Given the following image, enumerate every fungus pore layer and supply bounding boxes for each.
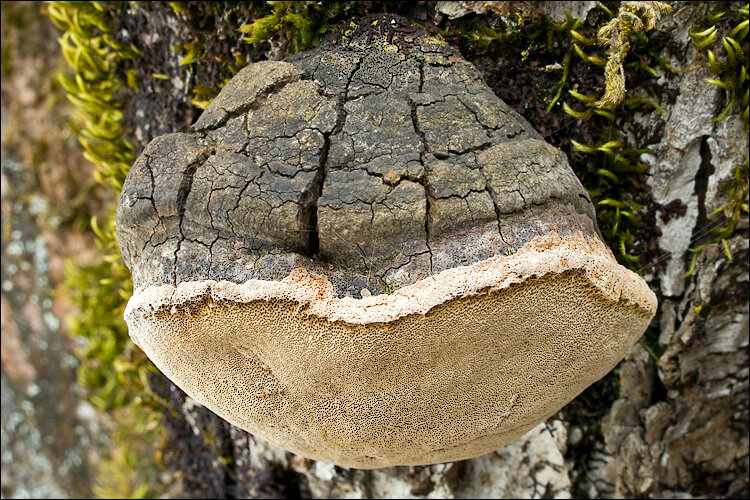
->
[125,232,656,469]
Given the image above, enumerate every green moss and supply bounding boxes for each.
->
[47,1,166,497]
[548,4,665,269]
[713,157,750,240]
[47,0,138,191]
[685,156,750,275]
[239,1,342,54]
[189,1,361,110]
[594,1,672,109]
[48,0,142,411]
[690,2,749,125]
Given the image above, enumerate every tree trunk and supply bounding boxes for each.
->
[4,2,746,498]
[115,2,750,498]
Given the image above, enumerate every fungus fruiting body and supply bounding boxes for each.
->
[117,20,657,468]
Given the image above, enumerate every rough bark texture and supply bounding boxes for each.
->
[1,3,110,498]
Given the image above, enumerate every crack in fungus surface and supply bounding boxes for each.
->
[118,22,603,296]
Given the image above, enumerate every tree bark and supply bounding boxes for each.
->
[9,1,745,498]
[121,3,748,498]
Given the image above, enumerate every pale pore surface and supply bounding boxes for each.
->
[125,233,656,468]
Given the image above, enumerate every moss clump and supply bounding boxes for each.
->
[595,1,671,109]
[549,3,681,270]
[239,1,342,54]
[185,1,343,109]
[47,0,139,191]
[685,156,750,275]
[47,0,147,414]
[713,157,749,241]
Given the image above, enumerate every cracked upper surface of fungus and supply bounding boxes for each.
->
[117,21,598,296]
[116,19,656,469]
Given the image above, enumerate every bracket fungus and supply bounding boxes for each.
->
[116,20,657,469]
